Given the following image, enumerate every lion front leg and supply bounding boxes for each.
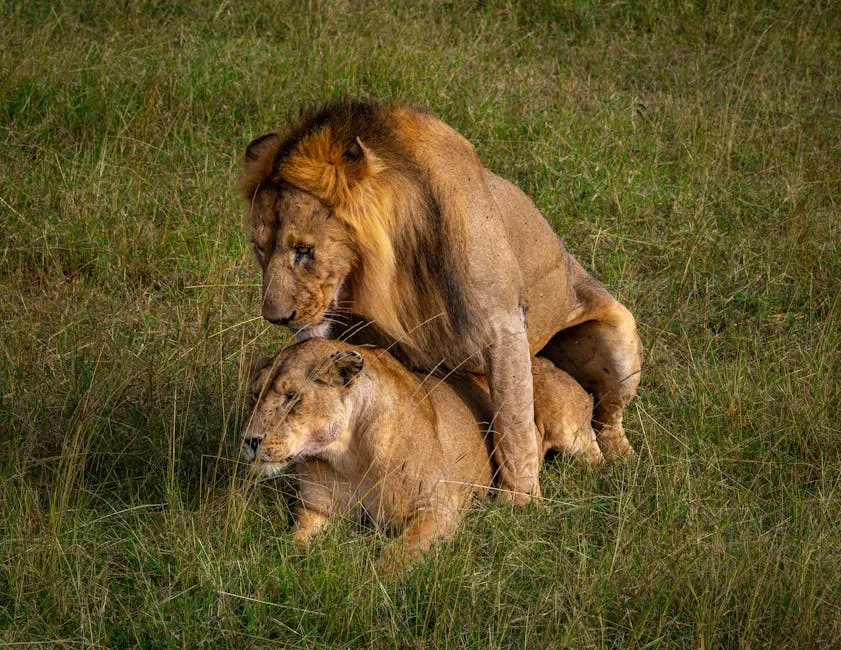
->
[542,299,642,461]
[485,317,541,505]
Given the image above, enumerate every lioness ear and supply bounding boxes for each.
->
[245,133,280,163]
[316,350,364,387]
[248,355,275,404]
[251,355,274,379]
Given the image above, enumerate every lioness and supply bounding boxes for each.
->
[240,100,642,503]
[240,338,603,574]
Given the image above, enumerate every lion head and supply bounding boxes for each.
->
[240,339,365,477]
[245,173,358,337]
[239,100,477,365]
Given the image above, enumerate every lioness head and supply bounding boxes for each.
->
[240,340,365,477]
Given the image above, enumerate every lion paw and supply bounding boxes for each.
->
[496,478,541,507]
[597,425,635,462]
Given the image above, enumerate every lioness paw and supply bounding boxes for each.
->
[291,509,330,546]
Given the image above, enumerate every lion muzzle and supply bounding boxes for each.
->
[264,309,296,326]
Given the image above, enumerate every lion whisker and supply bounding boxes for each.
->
[378,311,447,361]
[337,318,378,343]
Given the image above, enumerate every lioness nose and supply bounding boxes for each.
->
[242,435,263,461]
[265,310,296,326]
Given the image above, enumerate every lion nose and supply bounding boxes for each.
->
[265,310,296,326]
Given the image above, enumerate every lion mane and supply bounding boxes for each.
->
[238,101,479,363]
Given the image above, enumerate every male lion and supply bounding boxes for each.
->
[239,100,642,503]
[240,338,603,575]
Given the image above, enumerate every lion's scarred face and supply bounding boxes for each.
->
[240,340,365,477]
[248,185,357,337]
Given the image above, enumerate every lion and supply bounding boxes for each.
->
[239,100,642,503]
[240,338,603,575]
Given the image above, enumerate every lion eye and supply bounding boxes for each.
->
[293,245,313,265]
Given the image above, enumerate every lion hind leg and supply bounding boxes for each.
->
[540,300,642,462]
[485,321,542,504]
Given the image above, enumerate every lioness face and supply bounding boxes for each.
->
[240,344,364,477]
[248,185,357,337]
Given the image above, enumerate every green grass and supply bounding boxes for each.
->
[2,0,840,646]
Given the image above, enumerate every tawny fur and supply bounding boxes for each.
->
[239,100,642,502]
[240,338,603,576]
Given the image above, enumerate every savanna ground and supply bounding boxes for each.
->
[2,1,840,647]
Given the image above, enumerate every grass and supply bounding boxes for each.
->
[2,0,840,646]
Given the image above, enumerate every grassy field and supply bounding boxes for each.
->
[2,0,840,646]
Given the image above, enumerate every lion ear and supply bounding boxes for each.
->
[316,350,364,387]
[332,137,382,200]
[239,133,283,201]
[245,133,280,163]
[346,137,382,176]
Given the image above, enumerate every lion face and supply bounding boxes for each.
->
[240,341,365,477]
[248,185,357,337]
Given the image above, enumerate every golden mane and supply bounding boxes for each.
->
[239,101,476,366]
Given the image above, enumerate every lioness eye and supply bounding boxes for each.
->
[283,392,300,412]
[293,245,313,265]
